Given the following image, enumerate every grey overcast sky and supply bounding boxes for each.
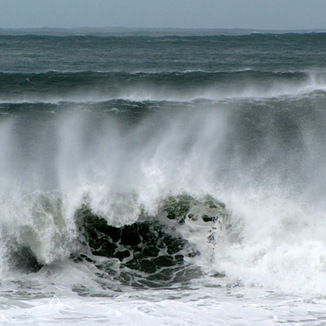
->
[1,0,326,30]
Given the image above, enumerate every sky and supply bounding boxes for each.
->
[1,0,326,31]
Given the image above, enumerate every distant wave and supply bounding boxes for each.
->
[1,69,326,105]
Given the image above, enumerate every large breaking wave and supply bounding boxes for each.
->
[1,85,326,295]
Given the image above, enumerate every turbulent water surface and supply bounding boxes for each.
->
[1,31,326,325]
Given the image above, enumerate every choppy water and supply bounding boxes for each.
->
[1,30,326,325]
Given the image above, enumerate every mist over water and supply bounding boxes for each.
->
[1,91,326,293]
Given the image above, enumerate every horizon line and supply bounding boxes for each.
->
[1,26,326,36]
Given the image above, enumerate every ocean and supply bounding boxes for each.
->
[1,30,326,325]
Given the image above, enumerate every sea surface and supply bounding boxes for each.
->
[1,30,326,325]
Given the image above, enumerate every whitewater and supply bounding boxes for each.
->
[1,30,326,325]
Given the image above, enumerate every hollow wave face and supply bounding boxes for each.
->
[71,193,228,289]
[0,90,326,294]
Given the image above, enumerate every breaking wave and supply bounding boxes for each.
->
[2,190,231,291]
[1,93,326,295]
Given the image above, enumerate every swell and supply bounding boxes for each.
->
[1,70,325,103]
